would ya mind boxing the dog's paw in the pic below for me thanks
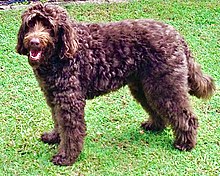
[174,141,195,151]
[52,152,76,166]
[41,131,60,144]
[174,130,196,151]
[141,121,164,132]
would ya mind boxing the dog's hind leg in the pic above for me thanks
[128,81,167,131]
[141,72,198,151]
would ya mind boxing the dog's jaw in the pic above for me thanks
[29,49,42,61]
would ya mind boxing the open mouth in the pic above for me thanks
[29,50,42,61]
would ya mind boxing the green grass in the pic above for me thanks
[0,0,219,175]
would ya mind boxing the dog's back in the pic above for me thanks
[75,20,181,87]
[75,19,215,99]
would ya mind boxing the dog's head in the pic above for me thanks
[16,3,78,67]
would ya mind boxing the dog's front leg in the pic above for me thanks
[41,106,60,144]
[52,92,86,166]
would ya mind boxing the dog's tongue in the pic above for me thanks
[30,50,42,61]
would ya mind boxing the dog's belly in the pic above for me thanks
[85,72,130,99]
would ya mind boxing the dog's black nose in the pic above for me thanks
[30,38,40,47]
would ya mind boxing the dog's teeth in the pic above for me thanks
[30,50,42,61]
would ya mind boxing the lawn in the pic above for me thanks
[0,0,219,175]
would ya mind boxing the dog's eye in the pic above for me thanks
[42,20,50,27]
[27,19,36,28]
[50,30,55,37]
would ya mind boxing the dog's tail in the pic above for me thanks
[187,51,215,99]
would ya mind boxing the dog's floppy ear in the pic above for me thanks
[59,18,78,59]
[16,19,28,55]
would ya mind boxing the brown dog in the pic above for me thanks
[16,3,215,165]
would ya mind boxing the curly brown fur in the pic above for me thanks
[16,3,215,166]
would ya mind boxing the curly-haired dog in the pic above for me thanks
[16,3,215,166]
